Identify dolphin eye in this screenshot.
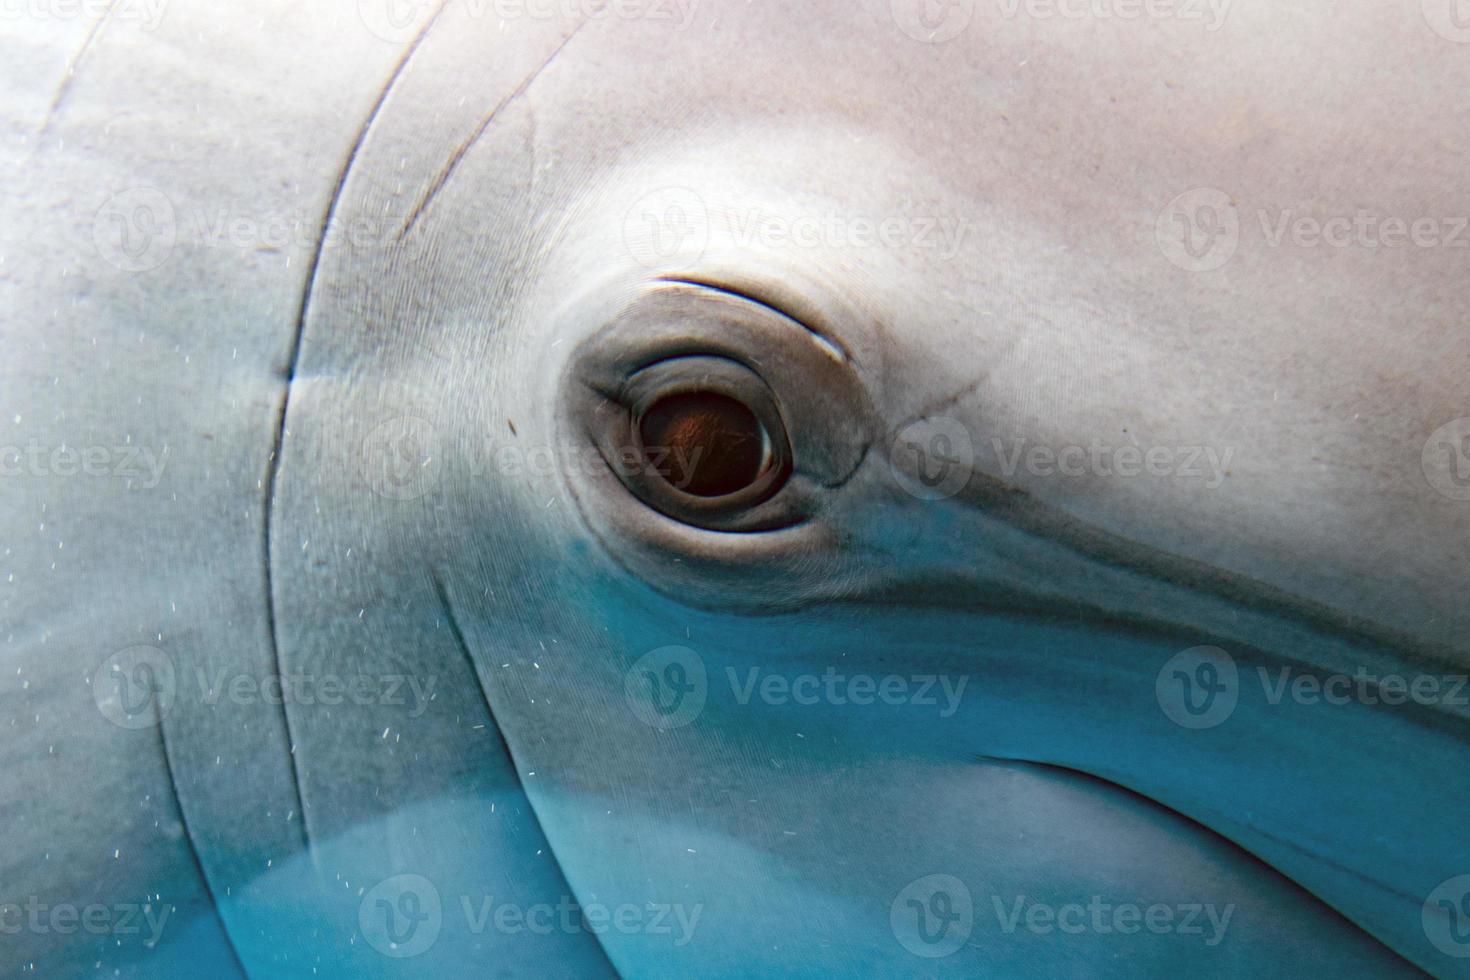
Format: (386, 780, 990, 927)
(559, 278, 872, 536)
(606, 354, 795, 526)
(637, 391, 773, 497)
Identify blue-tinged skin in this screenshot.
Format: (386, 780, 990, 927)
(3, 1, 1468, 978)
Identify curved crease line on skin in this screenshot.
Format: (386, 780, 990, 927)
(975, 755, 1431, 977)
(262, 0, 450, 860)
(36, 0, 115, 139)
(396, 17, 591, 243)
(429, 570, 622, 978)
(653, 275, 852, 364)
(945, 468, 1467, 690)
(156, 710, 250, 979)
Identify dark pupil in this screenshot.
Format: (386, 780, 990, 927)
(638, 392, 766, 497)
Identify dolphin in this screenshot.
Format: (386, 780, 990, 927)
(2, 0, 1468, 977)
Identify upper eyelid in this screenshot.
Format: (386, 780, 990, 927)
(651, 274, 849, 364)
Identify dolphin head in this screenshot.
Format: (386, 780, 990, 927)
(268, 76, 1465, 975)
(6, 2, 1467, 978)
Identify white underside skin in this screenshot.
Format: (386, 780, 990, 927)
(2, 1, 1467, 977)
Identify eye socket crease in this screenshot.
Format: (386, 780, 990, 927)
(652, 274, 850, 365)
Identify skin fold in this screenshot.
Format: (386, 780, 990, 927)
(1, 1, 1467, 976)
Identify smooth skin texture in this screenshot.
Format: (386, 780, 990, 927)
(1, 1, 1467, 976)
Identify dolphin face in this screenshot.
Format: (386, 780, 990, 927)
(4, 1, 1469, 978)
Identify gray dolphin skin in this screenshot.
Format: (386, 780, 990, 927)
(4, 0, 1470, 976)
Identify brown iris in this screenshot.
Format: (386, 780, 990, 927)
(638, 391, 768, 497)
